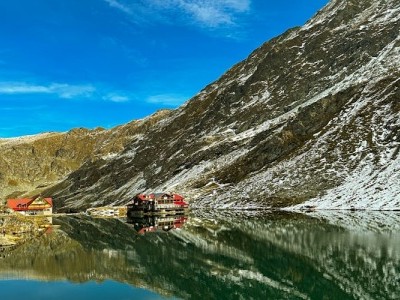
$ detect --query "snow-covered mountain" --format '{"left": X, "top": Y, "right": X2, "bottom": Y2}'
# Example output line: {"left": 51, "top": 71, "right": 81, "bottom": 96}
{"left": 2, "top": 0, "right": 399, "bottom": 211}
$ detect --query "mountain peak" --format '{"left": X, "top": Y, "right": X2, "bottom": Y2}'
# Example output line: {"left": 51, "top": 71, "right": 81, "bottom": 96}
{"left": 2, "top": 0, "right": 399, "bottom": 211}
{"left": 301, "top": 0, "right": 399, "bottom": 35}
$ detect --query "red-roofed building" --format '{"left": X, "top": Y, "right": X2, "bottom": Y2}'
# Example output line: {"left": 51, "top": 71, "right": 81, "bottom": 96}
{"left": 127, "top": 192, "right": 188, "bottom": 215}
{"left": 7, "top": 196, "right": 53, "bottom": 216}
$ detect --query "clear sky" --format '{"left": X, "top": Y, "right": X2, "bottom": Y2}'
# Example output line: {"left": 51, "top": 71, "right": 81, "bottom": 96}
{"left": 0, "top": 0, "right": 329, "bottom": 138}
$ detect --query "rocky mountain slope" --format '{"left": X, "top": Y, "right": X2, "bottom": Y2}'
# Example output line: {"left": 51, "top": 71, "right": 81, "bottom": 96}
{"left": 1, "top": 0, "right": 399, "bottom": 211}
{"left": 0, "top": 110, "right": 171, "bottom": 201}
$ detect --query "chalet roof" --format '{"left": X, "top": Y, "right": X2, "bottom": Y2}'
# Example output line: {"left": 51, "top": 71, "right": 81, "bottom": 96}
{"left": 7, "top": 198, "right": 31, "bottom": 209}
{"left": 132, "top": 192, "right": 185, "bottom": 203}
{"left": 152, "top": 192, "right": 171, "bottom": 198}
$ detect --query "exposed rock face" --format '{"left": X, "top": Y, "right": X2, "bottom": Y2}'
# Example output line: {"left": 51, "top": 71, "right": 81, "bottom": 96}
{"left": 1, "top": 0, "right": 399, "bottom": 211}
{"left": 0, "top": 110, "right": 171, "bottom": 202}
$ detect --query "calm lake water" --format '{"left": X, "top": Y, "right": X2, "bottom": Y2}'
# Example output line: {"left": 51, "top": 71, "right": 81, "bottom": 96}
{"left": 0, "top": 211, "right": 399, "bottom": 299}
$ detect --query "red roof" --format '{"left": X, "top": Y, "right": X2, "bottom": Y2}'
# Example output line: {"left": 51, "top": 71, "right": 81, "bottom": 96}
{"left": 173, "top": 194, "right": 184, "bottom": 201}
{"left": 136, "top": 194, "right": 151, "bottom": 201}
{"left": 136, "top": 193, "right": 184, "bottom": 200}
{"left": 7, "top": 197, "right": 53, "bottom": 211}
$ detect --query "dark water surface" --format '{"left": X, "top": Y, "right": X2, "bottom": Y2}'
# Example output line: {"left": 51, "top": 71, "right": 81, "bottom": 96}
{"left": 0, "top": 211, "right": 399, "bottom": 299}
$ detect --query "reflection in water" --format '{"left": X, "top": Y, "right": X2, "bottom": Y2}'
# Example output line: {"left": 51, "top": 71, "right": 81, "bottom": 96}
{"left": 127, "top": 215, "right": 188, "bottom": 234}
{"left": 0, "top": 215, "right": 53, "bottom": 259}
{"left": 0, "top": 212, "right": 399, "bottom": 299}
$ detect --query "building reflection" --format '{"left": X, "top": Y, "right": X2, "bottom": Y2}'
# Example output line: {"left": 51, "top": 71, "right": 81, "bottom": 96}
{"left": 127, "top": 215, "right": 188, "bottom": 234}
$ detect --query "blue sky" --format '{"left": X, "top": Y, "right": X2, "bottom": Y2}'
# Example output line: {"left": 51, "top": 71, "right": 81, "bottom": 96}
{"left": 0, "top": 0, "right": 329, "bottom": 138}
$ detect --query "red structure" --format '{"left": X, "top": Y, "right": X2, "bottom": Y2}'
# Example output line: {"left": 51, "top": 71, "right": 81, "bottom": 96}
{"left": 7, "top": 197, "right": 53, "bottom": 215}
{"left": 127, "top": 192, "right": 188, "bottom": 215}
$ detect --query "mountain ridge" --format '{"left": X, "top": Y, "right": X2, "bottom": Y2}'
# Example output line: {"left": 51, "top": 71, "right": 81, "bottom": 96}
{"left": 0, "top": 109, "right": 172, "bottom": 201}
{"left": 1, "top": 0, "right": 399, "bottom": 211}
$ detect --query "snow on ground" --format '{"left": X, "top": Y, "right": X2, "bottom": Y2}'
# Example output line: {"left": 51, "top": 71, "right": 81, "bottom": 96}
{"left": 291, "top": 155, "right": 400, "bottom": 210}
{"left": 301, "top": 0, "right": 346, "bottom": 32}
{"left": 101, "top": 153, "right": 118, "bottom": 160}
{"left": 226, "top": 31, "right": 398, "bottom": 146}
{"left": 240, "top": 82, "right": 271, "bottom": 111}
{"left": 302, "top": 0, "right": 399, "bottom": 34}
{"left": 158, "top": 147, "right": 251, "bottom": 198}
{"left": 52, "top": 0, "right": 400, "bottom": 212}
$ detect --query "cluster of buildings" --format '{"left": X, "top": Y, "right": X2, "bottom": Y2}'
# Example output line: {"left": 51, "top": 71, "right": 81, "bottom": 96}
{"left": 4, "top": 192, "right": 187, "bottom": 217}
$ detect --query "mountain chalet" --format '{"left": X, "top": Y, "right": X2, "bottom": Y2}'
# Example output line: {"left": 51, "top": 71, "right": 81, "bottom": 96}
{"left": 7, "top": 196, "right": 53, "bottom": 216}
{"left": 127, "top": 192, "right": 188, "bottom": 215}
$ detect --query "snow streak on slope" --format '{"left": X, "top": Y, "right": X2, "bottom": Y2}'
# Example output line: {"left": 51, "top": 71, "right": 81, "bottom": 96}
{"left": 191, "top": 0, "right": 400, "bottom": 210}
{"left": 41, "top": 0, "right": 400, "bottom": 212}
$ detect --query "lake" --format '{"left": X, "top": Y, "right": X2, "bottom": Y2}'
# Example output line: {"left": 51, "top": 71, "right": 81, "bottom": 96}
{"left": 0, "top": 211, "right": 399, "bottom": 299}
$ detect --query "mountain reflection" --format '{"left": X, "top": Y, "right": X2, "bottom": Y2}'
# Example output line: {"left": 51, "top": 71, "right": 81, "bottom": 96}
{"left": 0, "top": 212, "right": 399, "bottom": 299}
